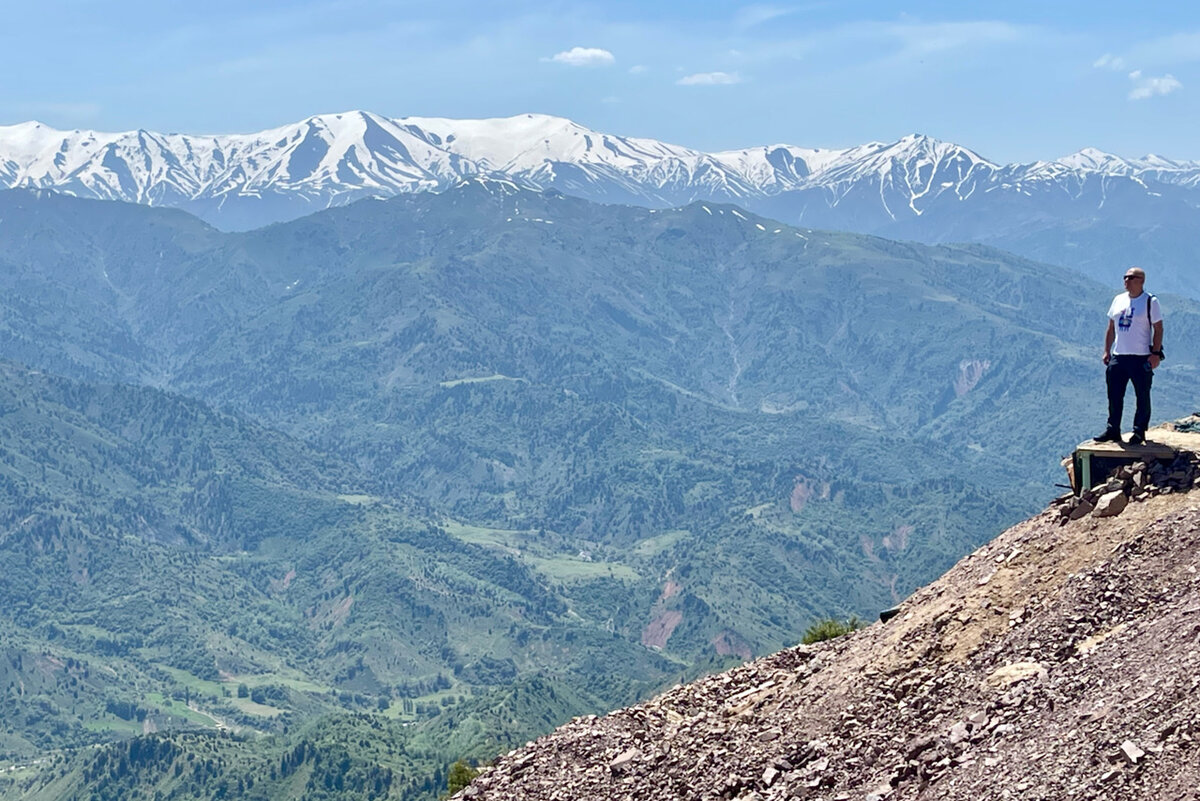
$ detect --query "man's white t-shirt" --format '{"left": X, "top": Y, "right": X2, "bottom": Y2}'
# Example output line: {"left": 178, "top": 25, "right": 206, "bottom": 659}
{"left": 1108, "top": 291, "right": 1163, "bottom": 355}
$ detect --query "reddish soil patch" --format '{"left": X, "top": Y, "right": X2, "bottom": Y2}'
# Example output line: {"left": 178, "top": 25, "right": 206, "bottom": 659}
{"left": 658, "top": 580, "right": 682, "bottom": 602}
{"left": 641, "top": 611, "right": 683, "bottom": 649}
{"left": 790, "top": 476, "right": 831, "bottom": 513}
{"left": 790, "top": 481, "right": 812, "bottom": 513}
{"left": 270, "top": 567, "right": 297, "bottom": 593}
{"left": 711, "top": 629, "right": 752, "bottom": 659}
{"left": 329, "top": 595, "right": 354, "bottom": 627}
{"left": 882, "top": 523, "right": 913, "bottom": 552}
{"left": 954, "top": 358, "right": 991, "bottom": 397}
{"left": 859, "top": 534, "right": 877, "bottom": 561}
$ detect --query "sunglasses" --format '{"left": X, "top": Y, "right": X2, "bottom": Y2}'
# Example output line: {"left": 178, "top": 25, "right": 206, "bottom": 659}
{"left": 1123, "top": 276, "right": 1143, "bottom": 281}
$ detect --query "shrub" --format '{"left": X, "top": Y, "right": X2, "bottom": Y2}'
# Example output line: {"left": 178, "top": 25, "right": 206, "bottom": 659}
{"left": 443, "top": 759, "right": 479, "bottom": 798}
{"left": 801, "top": 616, "right": 862, "bottom": 644}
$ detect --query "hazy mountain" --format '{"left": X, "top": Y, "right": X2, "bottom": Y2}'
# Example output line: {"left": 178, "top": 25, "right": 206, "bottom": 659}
{"left": 4, "top": 113, "right": 1200, "bottom": 295}
{"left": 3, "top": 183, "right": 1198, "bottom": 619}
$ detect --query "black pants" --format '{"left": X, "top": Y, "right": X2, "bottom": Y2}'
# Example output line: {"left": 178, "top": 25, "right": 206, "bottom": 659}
{"left": 1106, "top": 354, "right": 1153, "bottom": 435}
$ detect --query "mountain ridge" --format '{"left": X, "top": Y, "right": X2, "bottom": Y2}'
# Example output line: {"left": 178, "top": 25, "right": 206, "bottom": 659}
{"left": 4, "top": 111, "right": 1198, "bottom": 225}
{"left": 9, "top": 110, "right": 1200, "bottom": 297}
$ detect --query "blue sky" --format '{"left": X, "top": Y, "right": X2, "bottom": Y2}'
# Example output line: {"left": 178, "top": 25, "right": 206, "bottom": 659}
{"left": 3, "top": 1, "right": 1198, "bottom": 162}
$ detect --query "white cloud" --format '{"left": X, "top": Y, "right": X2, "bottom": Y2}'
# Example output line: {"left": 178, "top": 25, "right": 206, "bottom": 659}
{"left": 628, "top": 64, "right": 647, "bottom": 74}
{"left": 1128, "top": 70, "right": 1182, "bottom": 100}
{"left": 545, "top": 46, "right": 615, "bottom": 67}
{"left": 677, "top": 71, "right": 741, "bottom": 86}
{"left": 1093, "top": 53, "right": 1126, "bottom": 70}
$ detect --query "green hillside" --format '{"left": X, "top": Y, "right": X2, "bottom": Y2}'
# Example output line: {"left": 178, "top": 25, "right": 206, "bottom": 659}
{"left": 0, "top": 362, "right": 680, "bottom": 763}
{"left": 3, "top": 677, "right": 609, "bottom": 801}
{"left": 1, "top": 185, "right": 1197, "bottom": 796}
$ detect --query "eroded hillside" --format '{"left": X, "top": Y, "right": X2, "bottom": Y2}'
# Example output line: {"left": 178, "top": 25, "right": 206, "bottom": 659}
{"left": 459, "top": 426, "right": 1200, "bottom": 800}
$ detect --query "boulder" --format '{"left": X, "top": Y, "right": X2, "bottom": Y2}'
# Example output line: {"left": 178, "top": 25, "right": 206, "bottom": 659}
{"left": 1094, "top": 490, "right": 1128, "bottom": 518}
{"left": 1068, "top": 498, "right": 1095, "bottom": 520}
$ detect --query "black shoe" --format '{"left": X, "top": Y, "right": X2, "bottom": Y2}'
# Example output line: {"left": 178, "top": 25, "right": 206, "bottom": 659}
{"left": 1129, "top": 432, "right": 1146, "bottom": 445}
{"left": 1094, "top": 429, "right": 1123, "bottom": 443}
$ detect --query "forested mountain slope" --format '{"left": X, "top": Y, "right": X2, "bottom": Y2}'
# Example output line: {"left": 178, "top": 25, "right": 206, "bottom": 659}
{"left": 1, "top": 185, "right": 1198, "bottom": 796}
{"left": 0, "top": 361, "right": 677, "bottom": 762}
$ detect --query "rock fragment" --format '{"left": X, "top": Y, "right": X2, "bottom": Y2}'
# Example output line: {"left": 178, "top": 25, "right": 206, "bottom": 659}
{"left": 985, "top": 662, "right": 1047, "bottom": 688}
{"left": 1120, "top": 740, "right": 1145, "bottom": 765}
{"left": 608, "top": 747, "right": 640, "bottom": 774}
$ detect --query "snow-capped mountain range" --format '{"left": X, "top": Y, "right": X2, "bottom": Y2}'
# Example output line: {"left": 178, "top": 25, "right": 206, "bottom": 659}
{"left": 3, "top": 110, "right": 1200, "bottom": 295}
{"left": 2, "top": 110, "right": 1197, "bottom": 225}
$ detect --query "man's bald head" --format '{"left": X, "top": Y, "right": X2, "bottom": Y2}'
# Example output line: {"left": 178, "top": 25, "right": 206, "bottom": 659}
{"left": 1124, "top": 267, "right": 1146, "bottom": 281}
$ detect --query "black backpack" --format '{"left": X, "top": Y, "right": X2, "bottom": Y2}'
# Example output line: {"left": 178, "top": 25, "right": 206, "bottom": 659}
{"left": 1146, "top": 293, "right": 1165, "bottom": 360}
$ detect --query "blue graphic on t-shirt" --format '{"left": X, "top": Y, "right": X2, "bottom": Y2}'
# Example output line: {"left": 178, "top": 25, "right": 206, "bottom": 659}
{"left": 1118, "top": 308, "right": 1133, "bottom": 330}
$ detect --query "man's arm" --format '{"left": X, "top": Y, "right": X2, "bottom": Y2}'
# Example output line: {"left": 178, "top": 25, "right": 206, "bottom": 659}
{"left": 1103, "top": 319, "right": 1115, "bottom": 364}
{"left": 1150, "top": 320, "right": 1164, "bottom": 368}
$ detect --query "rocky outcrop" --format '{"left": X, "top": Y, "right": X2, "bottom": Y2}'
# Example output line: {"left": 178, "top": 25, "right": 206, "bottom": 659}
{"left": 1057, "top": 449, "right": 1200, "bottom": 523}
{"left": 457, "top": 435, "right": 1200, "bottom": 800}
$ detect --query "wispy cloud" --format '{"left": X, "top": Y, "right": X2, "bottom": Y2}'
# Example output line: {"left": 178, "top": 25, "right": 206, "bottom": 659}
{"left": 677, "top": 71, "right": 741, "bottom": 86}
{"left": 720, "top": 19, "right": 1044, "bottom": 69}
{"left": 1123, "top": 30, "right": 1200, "bottom": 68}
{"left": 734, "top": 5, "right": 795, "bottom": 32}
{"left": 884, "top": 20, "right": 1030, "bottom": 58}
{"left": 1092, "top": 53, "right": 1126, "bottom": 71}
{"left": 628, "top": 64, "right": 647, "bottom": 74}
{"left": 1128, "top": 70, "right": 1182, "bottom": 100}
{"left": 544, "top": 46, "right": 615, "bottom": 67}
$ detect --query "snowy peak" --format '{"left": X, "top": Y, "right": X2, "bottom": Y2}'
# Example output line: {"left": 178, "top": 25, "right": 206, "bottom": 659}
{"left": 397, "top": 112, "right": 753, "bottom": 202}
{"left": 711, "top": 145, "right": 830, "bottom": 192}
{"left": 1056, "top": 147, "right": 1138, "bottom": 173}
{"left": 399, "top": 113, "right": 683, "bottom": 171}
{"left": 1054, "top": 146, "right": 1200, "bottom": 177}
{"left": 1, "top": 112, "right": 1197, "bottom": 229}
{"left": 818, "top": 134, "right": 996, "bottom": 182}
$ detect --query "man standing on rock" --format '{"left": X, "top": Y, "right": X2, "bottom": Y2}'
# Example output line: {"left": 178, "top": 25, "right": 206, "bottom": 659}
{"left": 1097, "top": 267, "right": 1164, "bottom": 445}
